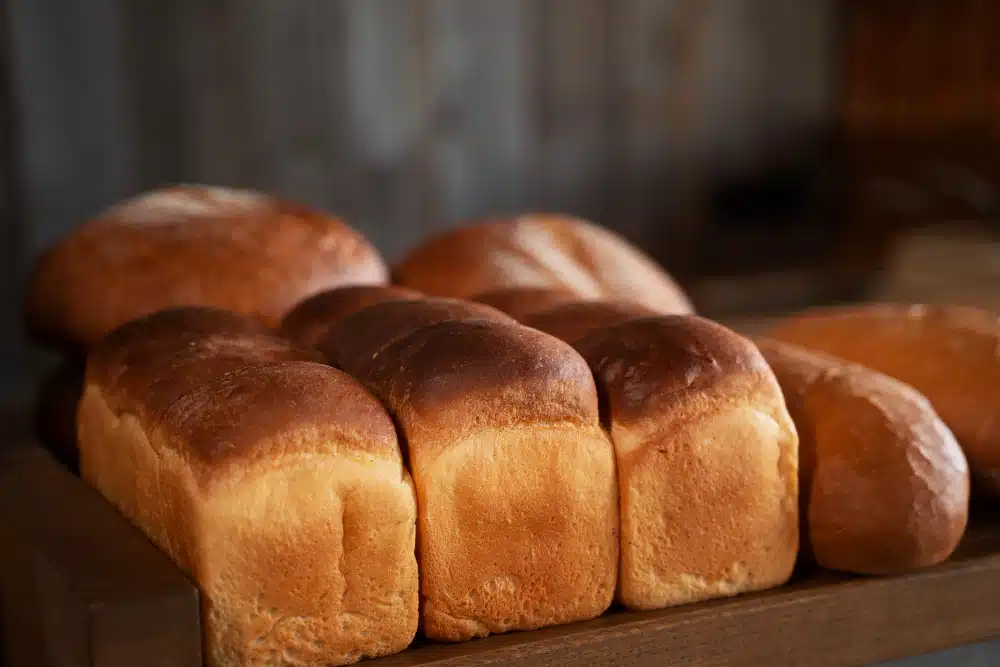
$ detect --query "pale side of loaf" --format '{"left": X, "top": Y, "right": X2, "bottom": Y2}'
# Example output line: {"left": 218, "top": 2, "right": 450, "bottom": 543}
{"left": 573, "top": 316, "right": 799, "bottom": 610}
{"left": 470, "top": 287, "right": 577, "bottom": 320}
{"left": 279, "top": 285, "right": 423, "bottom": 348}
{"left": 393, "top": 215, "right": 694, "bottom": 315}
{"left": 347, "top": 319, "right": 618, "bottom": 642}
{"left": 768, "top": 304, "right": 1000, "bottom": 494}
{"left": 79, "top": 347, "right": 418, "bottom": 666}
{"left": 318, "top": 297, "right": 514, "bottom": 373}
{"left": 755, "top": 339, "right": 969, "bottom": 574}
{"left": 520, "top": 300, "right": 659, "bottom": 345}
{"left": 26, "top": 185, "right": 389, "bottom": 351}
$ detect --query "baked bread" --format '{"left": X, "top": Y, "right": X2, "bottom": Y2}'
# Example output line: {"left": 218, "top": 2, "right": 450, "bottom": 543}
{"left": 394, "top": 215, "right": 694, "bottom": 314}
{"left": 571, "top": 316, "right": 798, "bottom": 610}
{"left": 280, "top": 285, "right": 422, "bottom": 347}
{"left": 318, "top": 297, "right": 514, "bottom": 372}
{"left": 78, "top": 311, "right": 418, "bottom": 667}
{"left": 755, "top": 339, "right": 968, "bottom": 574}
{"left": 521, "top": 300, "right": 659, "bottom": 344}
{"left": 339, "top": 319, "right": 618, "bottom": 641}
{"left": 768, "top": 304, "right": 1000, "bottom": 494}
{"left": 25, "top": 185, "right": 388, "bottom": 352}
{"left": 471, "top": 287, "right": 577, "bottom": 320}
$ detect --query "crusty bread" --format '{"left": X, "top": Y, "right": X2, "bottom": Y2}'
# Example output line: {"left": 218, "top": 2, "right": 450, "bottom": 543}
{"left": 341, "top": 318, "right": 618, "bottom": 641}
{"left": 78, "top": 312, "right": 418, "bottom": 667}
{"left": 25, "top": 185, "right": 388, "bottom": 351}
{"left": 755, "top": 339, "right": 969, "bottom": 574}
{"left": 318, "top": 297, "right": 514, "bottom": 373}
{"left": 768, "top": 304, "right": 1000, "bottom": 494}
{"left": 521, "top": 300, "right": 659, "bottom": 344}
{"left": 280, "top": 285, "right": 423, "bottom": 347}
{"left": 571, "top": 316, "right": 798, "bottom": 610}
{"left": 470, "top": 287, "right": 577, "bottom": 320}
{"left": 394, "top": 215, "right": 694, "bottom": 314}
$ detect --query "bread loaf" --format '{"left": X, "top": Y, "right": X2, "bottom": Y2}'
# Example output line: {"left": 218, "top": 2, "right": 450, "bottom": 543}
{"left": 318, "top": 297, "right": 514, "bottom": 372}
{"left": 471, "top": 287, "right": 576, "bottom": 320}
{"left": 755, "top": 339, "right": 968, "bottom": 574}
{"left": 571, "top": 316, "right": 798, "bottom": 610}
{"left": 394, "top": 215, "right": 693, "bottom": 314}
{"left": 521, "top": 300, "right": 658, "bottom": 344}
{"left": 332, "top": 318, "right": 618, "bottom": 641}
{"left": 78, "top": 310, "right": 419, "bottom": 667}
{"left": 280, "top": 285, "right": 422, "bottom": 347}
{"left": 26, "top": 185, "right": 388, "bottom": 351}
{"left": 768, "top": 304, "right": 1000, "bottom": 493}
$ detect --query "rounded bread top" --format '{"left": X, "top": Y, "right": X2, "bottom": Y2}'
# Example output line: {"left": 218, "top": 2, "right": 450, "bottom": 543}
{"left": 26, "top": 184, "right": 389, "bottom": 351}
{"left": 86, "top": 307, "right": 320, "bottom": 422}
{"left": 357, "top": 319, "right": 601, "bottom": 457}
{"left": 471, "top": 287, "right": 577, "bottom": 321}
{"left": 280, "top": 284, "right": 423, "bottom": 347}
{"left": 573, "top": 315, "right": 774, "bottom": 426}
{"left": 393, "top": 215, "right": 694, "bottom": 315}
{"left": 521, "top": 299, "right": 659, "bottom": 345}
{"left": 320, "top": 297, "right": 515, "bottom": 374}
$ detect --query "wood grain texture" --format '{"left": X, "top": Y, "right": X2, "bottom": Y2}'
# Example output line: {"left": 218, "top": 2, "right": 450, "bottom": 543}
{"left": 2, "top": 406, "right": 1000, "bottom": 667}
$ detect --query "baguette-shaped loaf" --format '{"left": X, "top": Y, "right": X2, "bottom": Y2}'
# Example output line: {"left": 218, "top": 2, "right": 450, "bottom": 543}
{"left": 318, "top": 297, "right": 514, "bottom": 372}
{"left": 572, "top": 316, "right": 799, "bottom": 610}
{"left": 394, "top": 215, "right": 694, "bottom": 314}
{"left": 471, "top": 287, "right": 576, "bottom": 320}
{"left": 768, "top": 304, "right": 1000, "bottom": 493}
{"left": 521, "top": 300, "right": 658, "bottom": 344}
{"left": 755, "top": 339, "right": 968, "bottom": 574}
{"left": 280, "top": 285, "right": 422, "bottom": 347}
{"left": 340, "top": 318, "right": 618, "bottom": 641}
{"left": 78, "top": 310, "right": 418, "bottom": 667}
{"left": 26, "top": 185, "right": 388, "bottom": 351}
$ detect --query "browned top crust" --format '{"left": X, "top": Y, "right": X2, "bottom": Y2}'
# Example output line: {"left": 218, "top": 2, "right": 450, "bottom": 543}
{"left": 521, "top": 300, "right": 660, "bottom": 345}
{"left": 393, "top": 215, "right": 694, "bottom": 314}
{"left": 25, "top": 185, "right": 389, "bottom": 351}
{"left": 158, "top": 361, "right": 402, "bottom": 486}
{"left": 471, "top": 287, "right": 577, "bottom": 320}
{"left": 350, "top": 319, "right": 601, "bottom": 457}
{"left": 573, "top": 315, "right": 771, "bottom": 426}
{"left": 319, "top": 297, "right": 515, "bottom": 373}
{"left": 279, "top": 285, "right": 423, "bottom": 347}
{"left": 86, "top": 307, "right": 320, "bottom": 423}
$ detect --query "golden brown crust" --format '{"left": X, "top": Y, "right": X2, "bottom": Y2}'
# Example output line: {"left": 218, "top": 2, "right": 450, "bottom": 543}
{"left": 521, "top": 300, "right": 659, "bottom": 345}
{"left": 279, "top": 285, "right": 423, "bottom": 348}
{"left": 470, "top": 287, "right": 577, "bottom": 320}
{"left": 573, "top": 316, "right": 799, "bottom": 609}
{"left": 26, "top": 185, "right": 389, "bottom": 351}
{"left": 768, "top": 303, "right": 1000, "bottom": 494}
{"left": 319, "top": 297, "right": 514, "bottom": 374}
{"left": 86, "top": 307, "right": 320, "bottom": 429}
{"left": 347, "top": 318, "right": 618, "bottom": 640}
{"left": 393, "top": 215, "right": 694, "bottom": 314}
{"left": 78, "top": 359, "right": 418, "bottom": 666}
{"left": 756, "top": 339, "right": 969, "bottom": 574}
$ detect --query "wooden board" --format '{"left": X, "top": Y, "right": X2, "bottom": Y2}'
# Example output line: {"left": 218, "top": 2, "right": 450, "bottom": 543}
{"left": 2, "top": 410, "right": 1000, "bottom": 667}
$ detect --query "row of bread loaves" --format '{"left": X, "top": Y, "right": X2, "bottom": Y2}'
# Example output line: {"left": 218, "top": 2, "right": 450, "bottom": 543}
{"left": 25, "top": 185, "right": 693, "bottom": 468}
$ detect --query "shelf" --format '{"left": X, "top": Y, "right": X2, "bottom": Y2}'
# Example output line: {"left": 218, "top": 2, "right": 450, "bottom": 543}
{"left": 3, "top": 411, "right": 1000, "bottom": 667}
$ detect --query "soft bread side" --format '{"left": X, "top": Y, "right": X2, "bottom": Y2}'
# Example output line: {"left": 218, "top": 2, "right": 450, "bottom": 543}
{"left": 280, "top": 285, "right": 423, "bottom": 347}
{"left": 521, "top": 300, "right": 659, "bottom": 344}
{"left": 768, "top": 304, "right": 1000, "bottom": 494}
{"left": 78, "top": 311, "right": 419, "bottom": 667}
{"left": 394, "top": 215, "right": 694, "bottom": 314}
{"left": 318, "top": 297, "right": 514, "bottom": 375}
{"left": 573, "top": 316, "right": 799, "bottom": 610}
{"left": 25, "top": 185, "right": 388, "bottom": 351}
{"left": 344, "top": 319, "right": 618, "bottom": 642}
{"left": 755, "top": 339, "right": 969, "bottom": 574}
{"left": 470, "top": 287, "right": 577, "bottom": 320}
